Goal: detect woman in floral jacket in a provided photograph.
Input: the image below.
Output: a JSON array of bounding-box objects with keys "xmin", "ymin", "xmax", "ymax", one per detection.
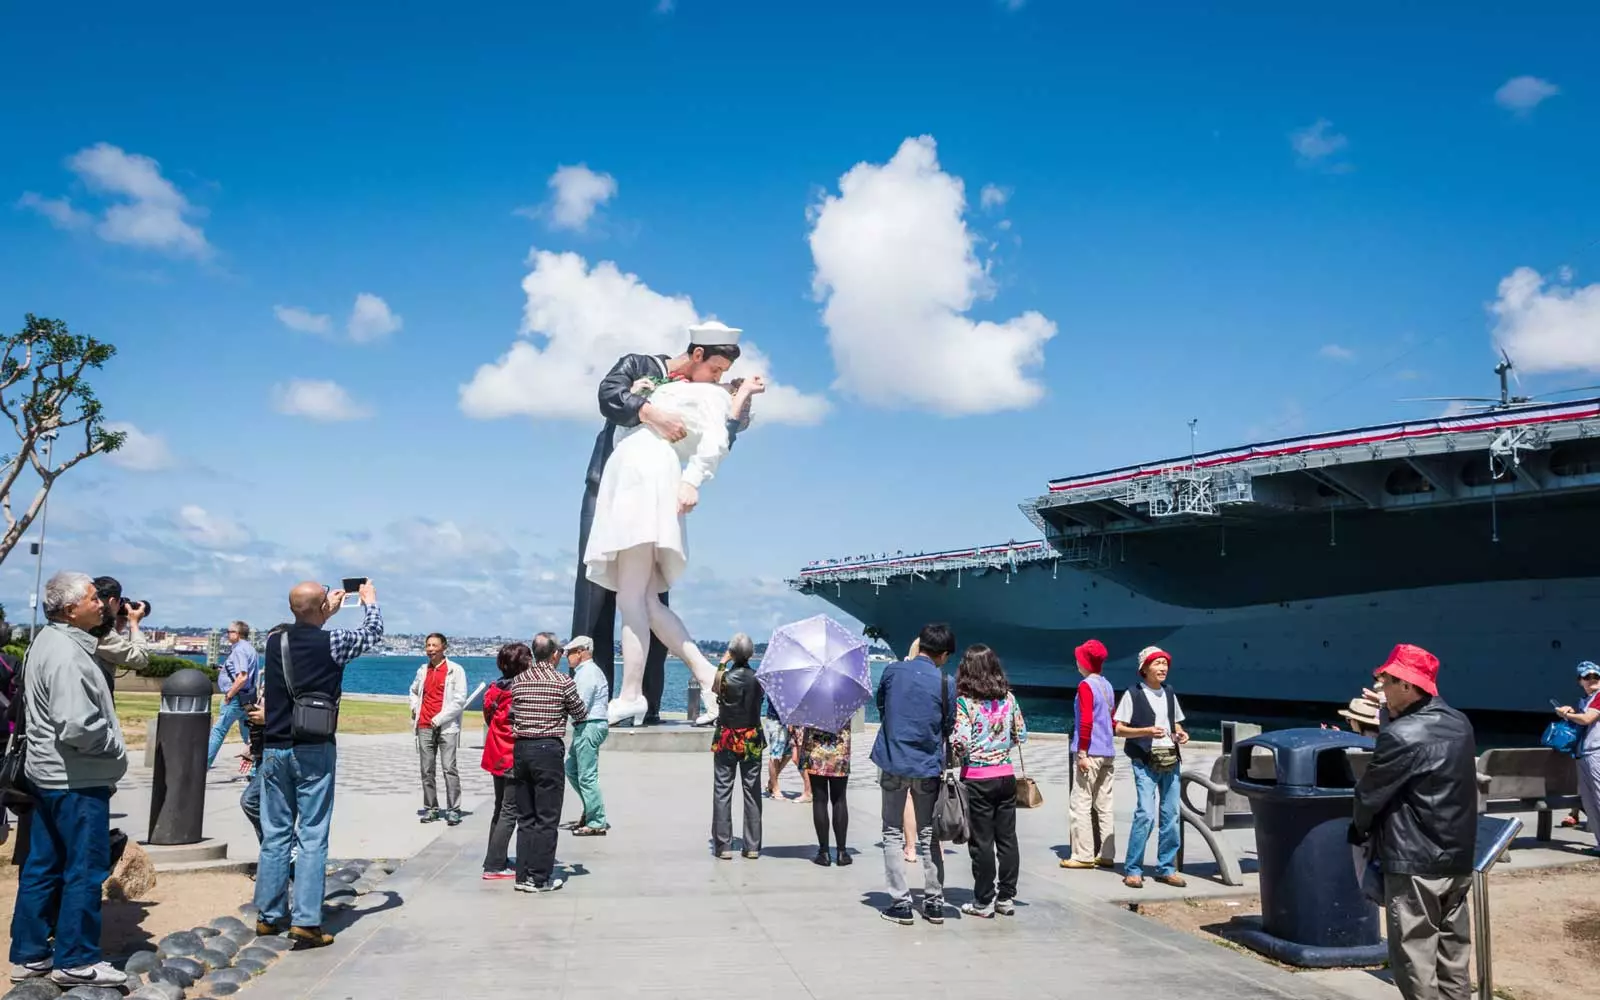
[{"xmin": 709, "ymin": 633, "xmax": 765, "ymax": 859}]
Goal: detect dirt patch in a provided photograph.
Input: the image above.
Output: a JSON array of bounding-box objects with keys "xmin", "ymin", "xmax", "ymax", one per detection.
[
  {"xmin": 1136, "ymin": 861, "xmax": 1600, "ymax": 1000},
  {"xmin": 0, "ymin": 861, "xmax": 254, "ymax": 959}
]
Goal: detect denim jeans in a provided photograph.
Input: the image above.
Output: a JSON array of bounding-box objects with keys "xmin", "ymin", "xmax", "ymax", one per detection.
[
  {"xmin": 879, "ymin": 773, "xmax": 943, "ymax": 907},
  {"xmin": 564, "ymin": 720, "xmax": 608, "ymax": 829},
  {"xmin": 8, "ymin": 786, "xmax": 113, "ymax": 969},
  {"xmin": 1124, "ymin": 758, "xmax": 1180, "ymax": 878},
  {"xmin": 208, "ymin": 699, "xmax": 251, "ymax": 768},
  {"xmin": 255, "ymin": 743, "xmax": 337, "ymax": 927}
]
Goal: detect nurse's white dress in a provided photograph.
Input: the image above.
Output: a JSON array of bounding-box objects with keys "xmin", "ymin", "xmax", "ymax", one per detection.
[{"xmin": 582, "ymin": 380, "xmax": 733, "ymax": 594}]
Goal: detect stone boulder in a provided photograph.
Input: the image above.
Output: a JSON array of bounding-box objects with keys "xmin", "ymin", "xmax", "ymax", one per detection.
[
  {"xmin": 2, "ymin": 980, "xmax": 63, "ymax": 1000},
  {"xmin": 103, "ymin": 840, "xmax": 156, "ymax": 901}
]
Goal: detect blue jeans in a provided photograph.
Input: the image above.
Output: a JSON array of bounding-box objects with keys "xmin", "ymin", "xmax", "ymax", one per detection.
[
  {"xmin": 254, "ymin": 743, "xmax": 336, "ymax": 927},
  {"xmin": 208, "ymin": 699, "xmax": 251, "ymax": 767},
  {"xmin": 1124, "ymin": 758, "xmax": 1180, "ymax": 878},
  {"xmin": 8, "ymin": 786, "xmax": 113, "ymax": 969}
]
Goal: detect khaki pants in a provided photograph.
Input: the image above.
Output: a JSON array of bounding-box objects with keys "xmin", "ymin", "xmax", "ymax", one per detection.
[
  {"xmin": 1069, "ymin": 755, "xmax": 1116, "ymax": 863},
  {"xmin": 1383, "ymin": 872, "xmax": 1473, "ymax": 1000}
]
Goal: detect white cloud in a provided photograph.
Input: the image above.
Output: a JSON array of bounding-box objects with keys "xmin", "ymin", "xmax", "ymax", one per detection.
[
  {"xmin": 1319, "ymin": 343, "xmax": 1356, "ymax": 362},
  {"xmin": 34, "ymin": 143, "xmax": 213, "ymax": 257},
  {"xmin": 1289, "ymin": 118, "xmax": 1350, "ymax": 168},
  {"xmin": 806, "ymin": 135, "xmax": 1056, "ymax": 415},
  {"xmin": 1489, "ymin": 266, "xmax": 1600, "ymax": 373},
  {"xmin": 16, "ymin": 192, "xmax": 92, "ymax": 230},
  {"xmin": 272, "ymin": 379, "xmax": 373, "ymax": 421},
  {"xmin": 459, "ymin": 249, "xmax": 828, "ymax": 426},
  {"xmin": 537, "ymin": 164, "xmax": 618, "ymax": 232},
  {"xmin": 347, "ymin": 293, "xmax": 402, "ymax": 342},
  {"xmin": 980, "ymin": 184, "xmax": 1010, "ymax": 211},
  {"xmin": 103, "ymin": 422, "xmax": 176, "ymax": 472},
  {"xmin": 176, "ymin": 504, "xmax": 250, "ymax": 549},
  {"xmin": 1494, "ymin": 76, "xmax": 1559, "ymax": 113},
  {"xmin": 273, "ymin": 305, "xmax": 333, "ymax": 335}
]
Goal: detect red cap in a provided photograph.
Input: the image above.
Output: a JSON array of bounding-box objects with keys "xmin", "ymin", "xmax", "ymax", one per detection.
[
  {"xmin": 1374, "ymin": 643, "xmax": 1439, "ymax": 697},
  {"xmin": 1075, "ymin": 639, "xmax": 1107, "ymax": 673}
]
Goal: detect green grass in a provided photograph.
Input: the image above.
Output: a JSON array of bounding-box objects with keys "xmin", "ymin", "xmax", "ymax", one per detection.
[{"xmin": 113, "ymin": 693, "xmax": 416, "ymax": 745}]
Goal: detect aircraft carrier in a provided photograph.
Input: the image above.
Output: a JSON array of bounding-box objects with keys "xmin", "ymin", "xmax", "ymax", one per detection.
[{"xmin": 792, "ymin": 379, "xmax": 1600, "ymax": 714}]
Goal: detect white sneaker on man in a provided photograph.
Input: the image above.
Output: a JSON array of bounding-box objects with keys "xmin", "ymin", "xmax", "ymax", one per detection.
[
  {"xmin": 50, "ymin": 963, "xmax": 128, "ymax": 987},
  {"xmin": 9, "ymin": 959, "xmax": 51, "ymax": 982}
]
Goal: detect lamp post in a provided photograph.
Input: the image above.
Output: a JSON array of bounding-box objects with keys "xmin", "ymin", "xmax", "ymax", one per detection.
[{"xmin": 28, "ymin": 429, "xmax": 58, "ymax": 639}]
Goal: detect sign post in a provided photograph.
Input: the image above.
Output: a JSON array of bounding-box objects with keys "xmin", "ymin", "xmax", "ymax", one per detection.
[{"xmin": 1471, "ymin": 815, "xmax": 1522, "ymax": 1000}]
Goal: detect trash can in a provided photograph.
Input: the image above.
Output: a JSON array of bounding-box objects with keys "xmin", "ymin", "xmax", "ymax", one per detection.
[
  {"xmin": 1227, "ymin": 727, "xmax": 1385, "ymax": 968},
  {"xmin": 148, "ymin": 668, "xmax": 213, "ymax": 846}
]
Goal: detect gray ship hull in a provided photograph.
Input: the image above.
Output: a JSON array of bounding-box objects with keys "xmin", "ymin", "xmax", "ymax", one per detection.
[{"xmin": 804, "ymin": 561, "xmax": 1599, "ymax": 713}]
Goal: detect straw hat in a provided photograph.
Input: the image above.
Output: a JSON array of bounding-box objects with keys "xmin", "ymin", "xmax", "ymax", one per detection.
[{"xmin": 1337, "ymin": 696, "xmax": 1381, "ymax": 729}]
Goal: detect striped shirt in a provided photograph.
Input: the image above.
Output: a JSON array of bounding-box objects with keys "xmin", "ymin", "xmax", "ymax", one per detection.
[{"xmin": 510, "ymin": 664, "xmax": 587, "ymax": 740}]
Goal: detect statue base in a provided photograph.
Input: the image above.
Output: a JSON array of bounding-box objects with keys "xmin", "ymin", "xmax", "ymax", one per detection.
[{"xmin": 602, "ymin": 719, "xmax": 711, "ymax": 753}]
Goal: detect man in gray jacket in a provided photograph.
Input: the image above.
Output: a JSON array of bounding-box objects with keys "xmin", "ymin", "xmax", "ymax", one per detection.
[{"xmin": 8, "ymin": 571, "xmax": 128, "ymax": 989}]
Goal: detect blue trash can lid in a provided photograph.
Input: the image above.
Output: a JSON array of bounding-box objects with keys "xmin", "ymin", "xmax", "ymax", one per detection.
[{"xmin": 1229, "ymin": 727, "xmax": 1375, "ymax": 795}]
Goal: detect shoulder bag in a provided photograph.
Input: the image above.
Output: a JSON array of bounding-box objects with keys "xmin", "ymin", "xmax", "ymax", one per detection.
[
  {"xmin": 0, "ymin": 645, "xmax": 32, "ymax": 804},
  {"xmin": 1541, "ymin": 718, "xmax": 1583, "ymax": 758},
  {"xmin": 932, "ymin": 673, "xmax": 971, "ymax": 844},
  {"xmin": 280, "ymin": 631, "xmax": 339, "ymax": 741},
  {"xmin": 1012, "ymin": 695, "xmax": 1044, "ymax": 808}
]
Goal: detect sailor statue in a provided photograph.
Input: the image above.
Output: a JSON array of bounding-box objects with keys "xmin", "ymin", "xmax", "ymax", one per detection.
[{"xmin": 572, "ymin": 321, "xmax": 763, "ymax": 726}]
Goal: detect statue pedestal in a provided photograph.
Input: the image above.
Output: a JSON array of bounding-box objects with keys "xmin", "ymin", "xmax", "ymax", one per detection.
[{"xmin": 602, "ymin": 720, "xmax": 709, "ymax": 753}]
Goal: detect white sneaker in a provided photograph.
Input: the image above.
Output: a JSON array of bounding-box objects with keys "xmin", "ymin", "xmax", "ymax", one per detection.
[
  {"xmin": 960, "ymin": 900, "xmax": 995, "ymax": 919},
  {"xmin": 51, "ymin": 963, "xmax": 127, "ymax": 987},
  {"xmin": 10, "ymin": 959, "xmax": 50, "ymax": 982},
  {"xmin": 536, "ymin": 878, "xmax": 565, "ymax": 893}
]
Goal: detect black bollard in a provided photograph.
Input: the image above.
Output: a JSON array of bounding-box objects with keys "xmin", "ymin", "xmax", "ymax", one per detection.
[{"xmin": 149, "ymin": 668, "xmax": 213, "ymax": 845}]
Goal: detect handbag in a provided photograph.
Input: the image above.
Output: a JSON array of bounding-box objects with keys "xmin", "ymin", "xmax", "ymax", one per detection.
[
  {"xmin": 280, "ymin": 631, "xmax": 339, "ymax": 741},
  {"xmin": 1011, "ymin": 694, "xmax": 1043, "ymax": 808},
  {"xmin": 931, "ymin": 672, "xmax": 970, "ymax": 844},
  {"xmin": 1541, "ymin": 719, "xmax": 1583, "ymax": 758},
  {"xmin": 0, "ymin": 646, "xmax": 32, "ymax": 804}
]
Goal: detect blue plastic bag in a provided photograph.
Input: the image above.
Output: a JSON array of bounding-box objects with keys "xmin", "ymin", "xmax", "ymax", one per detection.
[{"xmin": 1541, "ymin": 719, "xmax": 1583, "ymax": 757}]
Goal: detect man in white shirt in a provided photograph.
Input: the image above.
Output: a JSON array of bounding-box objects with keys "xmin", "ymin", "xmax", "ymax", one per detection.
[
  {"xmin": 1112, "ymin": 646, "xmax": 1189, "ymax": 889},
  {"xmin": 408, "ymin": 634, "xmax": 468, "ymax": 826},
  {"xmin": 563, "ymin": 636, "xmax": 610, "ymax": 834}
]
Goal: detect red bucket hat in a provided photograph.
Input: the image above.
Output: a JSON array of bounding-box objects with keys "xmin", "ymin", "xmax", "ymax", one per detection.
[
  {"xmin": 1074, "ymin": 639, "xmax": 1107, "ymax": 673},
  {"xmin": 1374, "ymin": 643, "xmax": 1439, "ymax": 697}
]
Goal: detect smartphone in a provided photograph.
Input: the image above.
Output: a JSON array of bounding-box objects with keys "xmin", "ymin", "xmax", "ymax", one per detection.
[
  {"xmin": 340, "ymin": 577, "xmax": 368, "ymax": 608},
  {"xmin": 1551, "ymin": 698, "xmax": 1563, "ymax": 710}
]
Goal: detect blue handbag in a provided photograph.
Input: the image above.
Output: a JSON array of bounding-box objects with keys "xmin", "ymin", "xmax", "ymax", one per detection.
[{"xmin": 1540, "ymin": 719, "xmax": 1583, "ymax": 757}]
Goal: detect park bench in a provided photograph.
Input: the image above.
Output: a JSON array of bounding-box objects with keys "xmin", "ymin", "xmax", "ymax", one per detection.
[
  {"xmin": 1474, "ymin": 747, "xmax": 1581, "ymax": 841},
  {"xmin": 1177, "ymin": 755, "xmax": 1251, "ymax": 886}
]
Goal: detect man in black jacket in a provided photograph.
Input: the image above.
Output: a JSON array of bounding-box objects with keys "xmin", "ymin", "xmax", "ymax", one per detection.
[
  {"xmin": 1351, "ymin": 643, "xmax": 1477, "ymax": 1000},
  {"xmin": 570, "ymin": 324, "xmax": 747, "ymax": 724}
]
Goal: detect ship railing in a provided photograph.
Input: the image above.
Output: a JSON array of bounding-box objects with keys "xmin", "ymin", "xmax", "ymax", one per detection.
[{"xmin": 790, "ymin": 541, "xmax": 1058, "ymax": 588}]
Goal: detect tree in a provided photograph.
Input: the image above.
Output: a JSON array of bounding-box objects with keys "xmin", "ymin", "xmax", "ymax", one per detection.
[{"xmin": 0, "ymin": 315, "xmax": 124, "ymax": 565}]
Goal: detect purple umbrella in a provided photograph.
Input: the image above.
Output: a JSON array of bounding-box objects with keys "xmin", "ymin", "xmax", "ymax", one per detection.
[{"xmin": 756, "ymin": 614, "xmax": 872, "ymax": 733}]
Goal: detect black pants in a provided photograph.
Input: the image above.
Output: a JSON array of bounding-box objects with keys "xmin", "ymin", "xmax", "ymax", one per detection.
[
  {"xmin": 512, "ymin": 739, "xmax": 565, "ymax": 885},
  {"xmin": 711, "ymin": 752, "xmax": 762, "ymax": 853},
  {"xmin": 572, "ymin": 482, "xmax": 669, "ymax": 720},
  {"xmin": 810, "ymin": 774, "xmax": 849, "ymax": 851},
  {"xmin": 483, "ymin": 775, "xmax": 519, "ymax": 873},
  {"xmin": 965, "ymin": 776, "xmax": 1019, "ymax": 906}
]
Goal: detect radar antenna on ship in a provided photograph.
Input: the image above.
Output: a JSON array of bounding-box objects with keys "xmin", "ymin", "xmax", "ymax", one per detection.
[{"xmin": 1398, "ymin": 350, "xmax": 1600, "ymax": 413}]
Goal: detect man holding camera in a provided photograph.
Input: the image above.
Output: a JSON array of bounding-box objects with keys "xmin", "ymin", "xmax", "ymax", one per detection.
[
  {"xmin": 208, "ymin": 621, "xmax": 258, "ymax": 769},
  {"xmin": 90, "ymin": 577, "xmax": 149, "ymax": 690},
  {"xmin": 253, "ymin": 579, "xmax": 384, "ymax": 950}
]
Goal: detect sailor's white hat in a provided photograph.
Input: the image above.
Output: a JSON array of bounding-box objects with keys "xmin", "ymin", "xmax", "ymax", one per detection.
[{"xmin": 687, "ymin": 320, "xmax": 741, "ymax": 346}]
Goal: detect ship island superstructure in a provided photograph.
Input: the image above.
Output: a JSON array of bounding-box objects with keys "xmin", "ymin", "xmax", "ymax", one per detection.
[{"xmin": 792, "ymin": 397, "xmax": 1600, "ymax": 714}]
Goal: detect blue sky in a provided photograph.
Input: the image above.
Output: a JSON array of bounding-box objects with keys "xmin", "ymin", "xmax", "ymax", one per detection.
[{"xmin": 1, "ymin": 1, "xmax": 1597, "ymax": 639}]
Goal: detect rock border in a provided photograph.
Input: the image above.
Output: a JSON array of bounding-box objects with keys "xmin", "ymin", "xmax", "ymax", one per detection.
[{"xmin": 1, "ymin": 858, "xmax": 400, "ymax": 1000}]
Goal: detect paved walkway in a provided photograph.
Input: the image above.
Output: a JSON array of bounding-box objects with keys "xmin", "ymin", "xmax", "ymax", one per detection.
[{"xmin": 249, "ymin": 745, "xmax": 1349, "ymax": 1000}]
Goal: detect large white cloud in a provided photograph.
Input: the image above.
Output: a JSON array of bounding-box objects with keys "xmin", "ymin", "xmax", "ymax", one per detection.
[
  {"xmin": 806, "ymin": 136, "xmax": 1056, "ymax": 414},
  {"xmin": 1490, "ymin": 266, "xmax": 1600, "ymax": 372},
  {"xmin": 19, "ymin": 143, "xmax": 211, "ymax": 257},
  {"xmin": 458, "ymin": 250, "xmax": 828, "ymax": 426}
]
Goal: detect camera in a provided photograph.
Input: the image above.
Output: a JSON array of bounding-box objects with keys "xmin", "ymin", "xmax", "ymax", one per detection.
[{"xmin": 116, "ymin": 599, "xmax": 152, "ymax": 620}]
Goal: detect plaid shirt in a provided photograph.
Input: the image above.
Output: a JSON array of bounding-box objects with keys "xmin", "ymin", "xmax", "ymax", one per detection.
[
  {"xmin": 329, "ymin": 603, "xmax": 385, "ymax": 665},
  {"xmin": 510, "ymin": 663, "xmax": 587, "ymax": 740}
]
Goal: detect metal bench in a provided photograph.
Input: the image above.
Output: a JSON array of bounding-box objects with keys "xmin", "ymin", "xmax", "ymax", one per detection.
[
  {"xmin": 1475, "ymin": 747, "xmax": 1582, "ymax": 840},
  {"xmin": 1177, "ymin": 755, "xmax": 1249, "ymax": 886}
]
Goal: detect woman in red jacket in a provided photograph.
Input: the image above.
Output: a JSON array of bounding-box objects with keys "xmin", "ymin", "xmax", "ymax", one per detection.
[{"xmin": 481, "ymin": 643, "xmax": 529, "ymax": 879}]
